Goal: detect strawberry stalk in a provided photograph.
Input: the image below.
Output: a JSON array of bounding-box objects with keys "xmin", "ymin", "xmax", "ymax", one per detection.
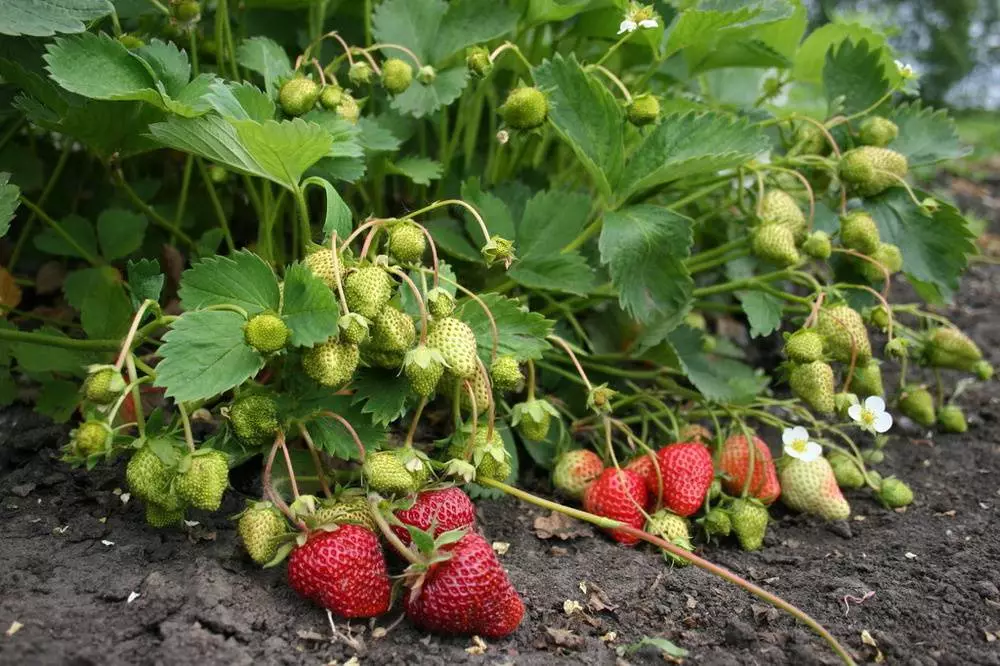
[
  {"xmin": 328, "ymin": 232, "xmax": 351, "ymax": 313},
  {"xmin": 481, "ymin": 478, "xmax": 856, "ymax": 666},
  {"xmin": 366, "ymin": 494, "xmax": 422, "ymax": 566},
  {"xmin": 390, "ymin": 267, "xmax": 429, "ymax": 345},
  {"xmin": 263, "ymin": 432, "xmax": 306, "ymax": 530}
]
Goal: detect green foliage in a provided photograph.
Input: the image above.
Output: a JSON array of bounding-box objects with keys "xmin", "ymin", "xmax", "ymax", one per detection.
[
  {"xmin": 0, "ymin": 0, "xmax": 113, "ymax": 37},
  {"xmin": 179, "ymin": 250, "xmax": 281, "ymax": 314}
]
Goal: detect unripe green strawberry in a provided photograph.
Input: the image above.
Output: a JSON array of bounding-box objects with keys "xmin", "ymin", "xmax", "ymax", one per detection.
[
  {"xmin": 83, "ymin": 365, "xmax": 125, "ymax": 405},
  {"xmin": 229, "ymin": 394, "xmax": 279, "ymax": 444},
  {"xmin": 795, "ymin": 123, "xmax": 827, "ymax": 155},
  {"xmin": 336, "ymin": 94, "xmax": 360, "ymax": 123},
  {"xmin": 244, "ymin": 312, "xmax": 289, "ymax": 353},
  {"xmin": 975, "ymin": 360, "xmax": 994, "ymax": 381},
  {"xmin": 364, "ymin": 450, "xmax": 417, "ymax": 495},
  {"xmin": 338, "ymin": 312, "xmax": 370, "ymax": 346},
  {"xmin": 388, "ymin": 223, "xmax": 426, "ymax": 264},
  {"xmin": 208, "ymin": 164, "xmax": 228, "ymax": 184},
  {"xmin": 839, "ymin": 211, "xmax": 880, "ymax": 255},
  {"xmin": 937, "ymin": 405, "xmax": 967, "ymax": 433},
  {"xmin": 416, "ymin": 65, "xmax": 436, "ymax": 84},
  {"xmin": 760, "ymin": 190, "xmax": 806, "ymax": 242},
  {"xmin": 319, "ymin": 85, "xmax": 343, "ymax": 110},
  {"xmin": 117, "ymin": 33, "xmax": 145, "ymax": 49},
  {"xmin": 176, "ymin": 450, "xmax": 229, "ymax": 511},
  {"xmin": 784, "ymin": 329, "xmax": 825, "ymax": 363},
  {"xmin": 885, "ymin": 337, "xmax": 909, "ymax": 360},
  {"xmin": 861, "ymin": 243, "xmax": 903, "ymax": 282},
  {"xmin": 728, "ymin": 498, "xmax": 769, "ymax": 551},
  {"xmin": 864, "ymin": 450, "xmax": 885, "ymax": 465},
  {"xmin": 802, "ymin": 230, "xmax": 832, "ymax": 259},
  {"xmin": 817, "ymin": 305, "xmax": 872, "ymax": 364},
  {"xmin": 279, "ymin": 77, "xmax": 321, "ymax": 116},
  {"xmin": 310, "ymin": 495, "xmax": 377, "ymax": 532},
  {"xmin": 371, "ymin": 306, "xmax": 416, "ymax": 353},
  {"xmin": 447, "ymin": 365, "xmax": 491, "ymax": 413},
  {"xmin": 899, "ymin": 385, "xmax": 935, "ymax": 427},
  {"xmin": 172, "ymin": 0, "xmax": 201, "ymax": 22},
  {"xmin": 348, "ymin": 61, "xmax": 374, "ymax": 86},
  {"xmin": 472, "ymin": 429, "xmax": 511, "ymax": 482},
  {"xmin": 858, "ymin": 116, "xmax": 899, "ymax": 147},
  {"xmin": 238, "ymin": 502, "xmax": 288, "ymax": 564},
  {"xmin": 303, "ymin": 340, "xmax": 360, "ymax": 387},
  {"xmin": 426, "ymin": 288, "xmax": 455, "ymax": 318},
  {"xmin": 827, "ymin": 451, "xmax": 865, "ymax": 490},
  {"xmin": 512, "ymin": 398, "xmax": 558, "ymax": 442},
  {"xmin": 925, "ymin": 327, "xmax": 983, "ymax": 371},
  {"xmin": 304, "ymin": 248, "xmax": 342, "ymax": 290},
  {"xmin": 789, "ymin": 361, "xmax": 835, "ymax": 414},
  {"xmin": 834, "ymin": 391, "xmax": 859, "ymax": 417},
  {"xmin": 364, "ymin": 347, "xmax": 406, "ymax": 370},
  {"xmin": 703, "ymin": 507, "xmax": 731, "ymax": 537},
  {"xmin": 851, "ymin": 360, "xmax": 884, "ymax": 397},
  {"xmin": 626, "ymin": 94, "xmax": 660, "ymax": 126},
  {"xmin": 490, "ymin": 356, "xmax": 523, "ymax": 392},
  {"xmin": 404, "ymin": 345, "xmax": 447, "ymax": 397},
  {"xmin": 146, "ymin": 502, "xmax": 185, "ymax": 528},
  {"xmin": 780, "ymin": 457, "xmax": 851, "ymax": 521},
  {"xmin": 646, "ymin": 510, "xmax": 692, "ymax": 566},
  {"xmin": 877, "ymin": 477, "xmax": 913, "ymax": 508},
  {"xmin": 839, "ymin": 146, "xmax": 909, "ymax": 198},
  {"xmin": 868, "ymin": 306, "xmax": 891, "ymax": 331},
  {"xmin": 466, "ymin": 46, "xmax": 492, "ymax": 77},
  {"xmin": 344, "ymin": 266, "xmax": 394, "ymax": 318},
  {"xmin": 426, "ymin": 317, "xmax": 478, "ymax": 380},
  {"xmin": 381, "ymin": 58, "xmax": 413, "ymax": 94},
  {"xmin": 684, "ymin": 311, "xmax": 707, "ymax": 330},
  {"xmin": 72, "ymin": 420, "xmax": 111, "ymax": 457},
  {"xmin": 499, "ymin": 87, "xmax": 548, "ymax": 130},
  {"xmin": 127, "ymin": 446, "xmax": 182, "ymax": 509},
  {"xmin": 552, "ymin": 449, "xmax": 603, "ymax": 499},
  {"xmin": 752, "ymin": 224, "xmax": 800, "ymax": 267}
]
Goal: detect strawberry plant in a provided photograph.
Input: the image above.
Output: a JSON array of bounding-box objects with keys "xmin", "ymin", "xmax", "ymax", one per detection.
[{"xmin": 0, "ymin": 1, "xmax": 990, "ymax": 662}]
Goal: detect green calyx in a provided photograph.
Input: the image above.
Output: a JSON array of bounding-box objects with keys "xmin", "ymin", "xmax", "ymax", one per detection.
[
  {"xmin": 348, "ymin": 62, "xmax": 374, "ymax": 85},
  {"xmin": 466, "ymin": 46, "xmax": 492, "ymax": 77},
  {"xmin": 511, "ymin": 398, "xmax": 558, "ymax": 442}
]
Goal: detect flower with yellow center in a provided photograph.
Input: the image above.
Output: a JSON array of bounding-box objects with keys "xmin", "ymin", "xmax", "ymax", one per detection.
[
  {"xmin": 618, "ymin": 3, "xmax": 658, "ymax": 34},
  {"xmin": 782, "ymin": 426, "xmax": 822, "ymax": 462},
  {"xmin": 848, "ymin": 396, "xmax": 893, "ymax": 434}
]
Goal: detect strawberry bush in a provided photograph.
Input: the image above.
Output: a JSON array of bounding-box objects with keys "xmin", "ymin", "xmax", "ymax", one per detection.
[{"xmin": 0, "ymin": 1, "xmax": 989, "ymax": 662}]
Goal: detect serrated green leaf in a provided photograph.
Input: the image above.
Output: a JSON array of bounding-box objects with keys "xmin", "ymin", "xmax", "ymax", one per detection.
[
  {"xmin": 793, "ymin": 22, "xmax": 899, "ymax": 87},
  {"xmin": 358, "ymin": 117, "xmax": 402, "ymax": 153},
  {"xmin": 351, "ymin": 371, "xmax": 411, "ymax": 426},
  {"xmin": 455, "ymin": 293, "xmax": 554, "ymax": 362},
  {"xmin": 179, "ymin": 250, "xmax": 280, "ymax": 314},
  {"xmin": 533, "ymin": 54, "xmax": 623, "ymax": 199},
  {"xmin": 690, "ymin": 39, "xmax": 790, "ymax": 73},
  {"xmin": 867, "ymin": 189, "xmax": 975, "ymax": 303},
  {"xmin": 736, "ymin": 290, "xmax": 782, "ymax": 338},
  {"xmin": 391, "ymin": 156, "xmax": 443, "ymax": 185},
  {"xmin": 196, "ymin": 228, "xmax": 225, "ymax": 257},
  {"xmin": 301, "ymin": 110, "xmax": 364, "ymax": 159},
  {"xmin": 525, "ymin": 0, "xmax": 590, "ymax": 24},
  {"xmin": 303, "ymin": 395, "xmax": 387, "ymax": 461},
  {"xmin": 390, "ymin": 68, "xmax": 468, "ymax": 118},
  {"xmin": 0, "ymin": 172, "xmax": 19, "ymax": 237},
  {"xmin": 667, "ymin": 326, "xmax": 767, "ymax": 403},
  {"xmin": 279, "ymin": 262, "xmax": 339, "ymax": 347},
  {"xmin": 35, "ymin": 378, "xmax": 78, "ymax": 423},
  {"xmin": 823, "ymin": 39, "xmax": 887, "ymax": 116},
  {"xmin": 302, "ymin": 176, "xmax": 352, "ymax": 240},
  {"xmin": 205, "ymin": 80, "xmax": 275, "ymax": 122},
  {"xmin": 45, "ymin": 32, "xmax": 157, "ymax": 101},
  {"xmin": 618, "ymin": 112, "xmax": 767, "ymax": 202},
  {"xmin": 0, "ymin": 0, "xmax": 113, "ymax": 37},
  {"xmin": 155, "ymin": 310, "xmax": 265, "ymax": 402},
  {"xmin": 886, "ymin": 102, "xmax": 969, "ymax": 167},
  {"xmin": 64, "ymin": 267, "xmax": 132, "ymax": 339},
  {"xmin": 372, "ymin": 0, "xmax": 447, "ymax": 65},
  {"xmin": 34, "ymin": 214, "xmax": 98, "ymax": 259},
  {"xmin": 236, "ymin": 36, "xmax": 292, "ymax": 96},
  {"xmin": 461, "ymin": 178, "xmax": 515, "ymax": 247},
  {"xmin": 509, "ymin": 254, "xmax": 597, "ymax": 296},
  {"xmin": 97, "ymin": 208, "xmax": 147, "ymax": 261},
  {"xmin": 232, "ymin": 118, "xmax": 334, "ymax": 189},
  {"xmin": 431, "ymin": 0, "xmax": 519, "ymax": 63},
  {"xmin": 426, "ymin": 218, "xmax": 480, "ymax": 263},
  {"xmin": 135, "ymin": 39, "xmax": 190, "ymax": 97},
  {"xmin": 599, "ymin": 205, "xmax": 693, "ymax": 328},
  {"xmin": 127, "ymin": 258, "xmax": 164, "ymax": 307}
]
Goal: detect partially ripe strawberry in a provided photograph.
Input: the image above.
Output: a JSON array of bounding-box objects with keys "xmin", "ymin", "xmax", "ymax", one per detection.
[
  {"xmin": 839, "ymin": 146, "xmax": 909, "ymax": 197},
  {"xmin": 426, "ymin": 317, "xmax": 478, "ymax": 379},
  {"xmin": 392, "ymin": 487, "xmax": 476, "ymax": 545},
  {"xmin": 344, "ymin": 266, "xmax": 394, "ymax": 319},
  {"xmin": 303, "ymin": 340, "xmax": 360, "ymax": 387},
  {"xmin": 499, "ymin": 87, "xmax": 548, "ymax": 130},
  {"xmin": 779, "ymin": 457, "xmax": 851, "ymax": 521},
  {"xmin": 719, "ymin": 435, "xmax": 780, "ymax": 504},
  {"xmin": 641, "ymin": 442, "xmax": 714, "ymax": 517},
  {"xmin": 405, "ymin": 532, "xmax": 524, "ymax": 637},
  {"xmin": 552, "ymin": 449, "xmax": 603, "ymax": 500},
  {"xmin": 938, "ymin": 405, "xmax": 967, "ymax": 433},
  {"xmin": 175, "ymin": 450, "xmax": 229, "ymax": 511},
  {"xmin": 752, "ymin": 224, "xmax": 800, "ymax": 267},
  {"xmin": 839, "ymin": 211, "xmax": 880, "ymax": 255},
  {"xmin": 244, "ymin": 312, "xmax": 289, "ymax": 353},
  {"xmin": 645, "ymin": 510, "xmax": 692, "ymax": 566},
  {"xmin": 288, "ymin": 525, "xmax": 391, "ymax": 618},
  {"xmin": 237, "ymin": 501, "xmax": 288, "ymax": 564},
  {"xmin": 388, "ymin": 222, "xmax": 426, "ymax": 264},
  {"xmin": 728, "ymin": 498, "xmax": 769, "ymax": 551},
  {"xmin": 626, "ymin": 94, "xmax": 660, "ymax": 126},
  {"xmin": 784, "ymin": 329, "xmax": 825, "ymax": 363},
  {"xmin": 279, "ymin": 76, "xmax": 321, "ymax": 116},
  {"xmin": 381, "ymin": 58, "xmax": 413, "ymax": 95},
  {"xmin": 858, "ymin": 116, "xmax": 899, "ymax": 147},
  {"xmin": 789, "ymin": 360, "xmax": 836, "ymax": 414},
  {"xmin": 760, "ymin": 190, "xmax": 806, "ymax": 242},
  {"xmin": 817, "ymin": 304, "xmax": 872, "ymax": 364},
  {"xmin": 582, "ymin": 468, "xmax": 649, "ymax": 545}
]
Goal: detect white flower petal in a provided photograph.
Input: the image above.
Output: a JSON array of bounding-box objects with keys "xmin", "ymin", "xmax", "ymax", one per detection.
[
  {"xmin": 801, "ymin": 441, "xmax": 823, "ymax": 462},
  {"xmin": 782, "ymin": 426, "xmax": 808, "ymax": 446},
  {"xmin": 873, "ymin": 411, "xmax": 893, "ymax": 433},
  {"xmin": 784, "ymin": 443, "xmax": 803, "ymax": 459},
  {"xmin": 618, "ymin": 19, "xmax": 637, "ymax": 34},
  {"xmin": 638, "ymin": 18, "xmax": 658, "ymax": 28},
  {"xmin": 847, "ymin": 404, "xmax": 864, "ymax": 422},
  {"xmin": 864, "ymin": 396, "xmax": 886, "ymax": 414}
]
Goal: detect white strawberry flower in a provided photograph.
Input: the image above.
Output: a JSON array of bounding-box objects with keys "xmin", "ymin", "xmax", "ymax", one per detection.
[
  {"xmin": 849, "ymin": 396, "xmax": 893, "ymax": 433},
  {"xmin": 618, "ymin": 4, "xmax": 658, "ymax": 34},
  {"xmin": 894, "ymin": 60, "xmax": 916, "ymax": 80},
  {"xmin": 618, "ymin": 19, "xmax": 638, "ymax": 34},
  {"xmin": 782, "ymin": 426, "xmax": 822, "ymax": 462}
]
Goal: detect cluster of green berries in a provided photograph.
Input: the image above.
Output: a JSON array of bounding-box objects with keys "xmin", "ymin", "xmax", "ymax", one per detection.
[{"xmin": 126, "ymin": 444, "xmax": 230, "ymax": 528}]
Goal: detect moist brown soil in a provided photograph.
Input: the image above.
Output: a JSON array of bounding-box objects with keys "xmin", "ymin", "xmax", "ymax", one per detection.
[{"xmin": 3, "ymin": 186, "xmax": 1000, "ymax": 666}]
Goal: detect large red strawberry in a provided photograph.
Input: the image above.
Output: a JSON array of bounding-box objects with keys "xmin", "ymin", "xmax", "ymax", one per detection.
[
  {"xmin": 392, "ymin": 487, "xmax": 476, "ymax": 545},
  {"xmin": 651, "ymin": 442, "xmax": 715, "ymax": 517},
  {"xmin": 287, "ymin": 525, "xmax": 391, "ymax": 618},
  {"xmin": 582, "ymin": 468, "xmax": 649, "ymax": 545},
  {"xmin": 405, "ymin": 532, "xmax": 524, "ymax": 638},
  {"xmin": 719, "ymin": 435, "xmax": 781, "ymax": 504}
]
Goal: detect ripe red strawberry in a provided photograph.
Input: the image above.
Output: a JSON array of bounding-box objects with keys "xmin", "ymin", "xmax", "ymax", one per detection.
[
  {"xmin": 648, "ymin": 442, "xmax": 715, "ymax": 517},
  {"xmin": 392, "ymin": 487, "xmax": 476, "ymax": 546},
  {"xmin": 405, "ymin": 532, "xmax": 524, "ymax": 638},
  {"xmin": 287, "ymin": 525, "xmax": 391, "ymax": 618},
  {"xmin": 719, "ymin": 435, "xmax": 781, "ymax": 504},
  {"xmin": 582, "ymin": 468, "xmax": 649, "ymax": 545}
]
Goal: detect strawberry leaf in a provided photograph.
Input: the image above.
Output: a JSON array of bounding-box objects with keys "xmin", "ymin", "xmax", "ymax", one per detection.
[
  {"xmin": 390, "ymin": 156, "xmax": 443, "ymax": 185},
  {"xmin": 666, "ymin": 326, "xmax": 768, "ymax": 403},
  {"xmin": 155, "ymin": 310, "xmax": 265, "ymax": 403},
  {"xmin": 126, "ymin": 259, "xmax": 164, "ymax": 309},
  {"xmin": 0, "ymin": 172, "xmax": 20, "ymax": 237},
  {"xmin": 35, "ymin": 377, "xmax": 78, "ymax": 423},
  {"xmin": 279, "ymin": 262, "xmax": 339, "ymax": 348},
  {"xmin": 1, "ymin": 323, "xmax": 103, "ymax": 375},
  {"xmin": 455, "ymin": 293, "xmax": 554, "ymax": 362},
  {"xmin": 822, "ymin": 38, "xmax": 888, "ymax": 116},
  {"xmin": 0, "ymin": 0, "xmax": 113, "ymax": 37},
  {"xmin": 236, "ymin": 36, "xmax": 292, "ymax": 97},
  {"xmin": 431, "ymin": 0, "xmax": 519, "ymax": 63},
  {"xmin": 389, "ymin": 68, "xmax": 468, "ymax": 119},
  {"xmin": 97, "ymin": 208, "xmax": 147, "ymax": 261},
  {"xmin": 33, "ymin": 214, "xmax": 97, "ymax": 259},
  {"xmin": 351, "ymin": 371, "xmax": 411, "ymax": 426},
  {"xmin": 63, "ymin": 267, "xmax": 132, "ymax": 339},
  {"xmin": 179, "ymin": 250, "xmax": 281, "ymax": 315},
  {"xmin": 736, "ymin": 291, "xmax": 783, "ymax": 339},
  {"xmin": 303, "ymin": 398, "xmax": 388, "ymax": 460},
  {"xmin": 885, "ymin": 102, "xmax": 969, "ymax": 167},
  {"xmin": 301, "ymin": 176, "xmax": 352, "ymax": 241}
]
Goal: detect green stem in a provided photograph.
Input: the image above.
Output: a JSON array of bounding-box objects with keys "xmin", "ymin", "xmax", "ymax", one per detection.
[
  {"xmin": 562, "ymin": 218, "xmax": 602, "ymax": 253},
  {"xmin": 692, "ymin": 270, "xmax": 793, "ymax": 299},
  {"xmin": 685, "ymin": 237, "xmax": 749, "ymax": 268},
  {"xmin": 173, "ymin": 155, "xmax": 195, "ymax": 241},
  {"xmin": 125, "ymin": 355, "xmax": 146, "ymax": 436},
  {"xmin": 0, "ymin": 328, "xmax": 121, "ymax": 351},
  {"xmin": 594, "ymin": 33, "xmax": 632, "ymax": 68},
  {"xmin": 10, "ymin": 142, "xmax": 73, "ymax": 271},
  {"xmin": 17, "ymin": 197, "xmax": 101, "ymax": 266},
  {"xmin": 666, "ymin": 178, "xmax": 733, "ymax": 212},
  {"xmin": 196, "ymin": 158, "xmax": 235, "ymax": 252},
  {"xmin": 115, "ymin": 172, "xmax": 197, "ymax": 250}
]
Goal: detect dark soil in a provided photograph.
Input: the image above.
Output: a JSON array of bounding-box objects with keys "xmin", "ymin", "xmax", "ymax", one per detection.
[{"xmin": 3, "ymin": 190, "xmax": 1000, "ymax": 666}]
